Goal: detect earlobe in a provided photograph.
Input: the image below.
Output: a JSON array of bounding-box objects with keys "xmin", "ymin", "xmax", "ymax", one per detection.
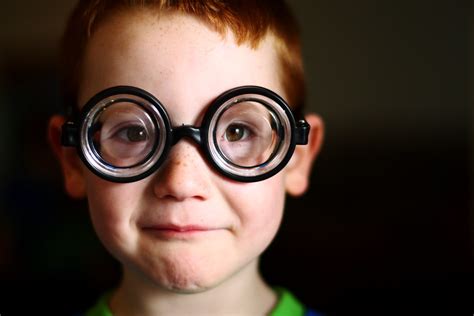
[
  {"xmin": 48, "ymin": 115, "xmax": 87, "ymax": 199},
  {"xmin": 285, "ymin": 113, "xmax": 324, "ymax": 196}
]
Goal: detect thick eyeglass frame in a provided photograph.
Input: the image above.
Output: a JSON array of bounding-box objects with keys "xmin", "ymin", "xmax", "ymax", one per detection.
[{"xmin": 61, "ymin": 85, "xmax": 310, "ymax": 183}]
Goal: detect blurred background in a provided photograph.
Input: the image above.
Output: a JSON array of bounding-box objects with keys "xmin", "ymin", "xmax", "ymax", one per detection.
[{"xmin": 0, "ymin": 0, "xmax": 472, "ymax": 314}]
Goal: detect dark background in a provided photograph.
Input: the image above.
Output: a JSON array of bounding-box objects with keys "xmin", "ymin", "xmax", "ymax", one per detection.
[{"xmin": 0, "ymin": 0, "xmax": 472, "ymax": 314}]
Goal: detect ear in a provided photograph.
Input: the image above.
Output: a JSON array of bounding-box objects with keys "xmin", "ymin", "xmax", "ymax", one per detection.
[
  {"xmin": 48, "ymin": 115, "xmax": 87, "ymax": 199},
  {"xmin": 285, "ymin": 113, "xmax": 324, "ymax": 196}
]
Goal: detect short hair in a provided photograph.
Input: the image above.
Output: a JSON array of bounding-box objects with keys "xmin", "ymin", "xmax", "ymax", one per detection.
[{"xmin": 60, "ymin": 0, "xmax": 306, "ymax": 115}]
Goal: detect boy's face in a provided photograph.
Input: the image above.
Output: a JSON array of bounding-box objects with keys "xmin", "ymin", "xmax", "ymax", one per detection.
[{"xmin": 56, "ymin": 10, "xmax": 319, "ymax": 293}]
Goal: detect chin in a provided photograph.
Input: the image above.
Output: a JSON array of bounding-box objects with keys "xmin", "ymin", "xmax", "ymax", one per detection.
[
  {"xmin": 151, "ymin": 268, "xmax": 221, "ymax": 294},
  {"xmin": 142, "ymin": 253, "xmax": 227, "ymax": 294}
]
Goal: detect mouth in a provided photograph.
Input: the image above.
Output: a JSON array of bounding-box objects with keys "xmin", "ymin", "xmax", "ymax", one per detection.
[{"xmin": 142, "ymin": 224, "xmax": 222, "ymax": 240}]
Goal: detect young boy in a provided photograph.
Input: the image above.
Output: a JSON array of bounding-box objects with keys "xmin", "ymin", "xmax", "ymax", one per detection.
[{"xmin": 48, "ymin": 0, "xmax": 324, "ymax": 315}]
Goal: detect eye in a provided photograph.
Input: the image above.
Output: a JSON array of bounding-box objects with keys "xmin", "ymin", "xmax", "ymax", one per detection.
[
  {"xmin": 225, "ymin": 123, "xmax": 250, "ymax": 142},
  {"xmin": 115, "ymin": 124, "xmax": 148, "ymax": 142}
]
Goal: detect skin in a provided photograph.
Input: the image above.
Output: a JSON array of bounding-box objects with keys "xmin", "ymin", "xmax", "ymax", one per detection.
[{"xmin": 49, "ymin": 9, "xmax": 323, "ymax": 316}]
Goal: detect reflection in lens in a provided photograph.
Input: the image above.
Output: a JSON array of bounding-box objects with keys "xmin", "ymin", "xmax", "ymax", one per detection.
[
  {"xmin": 90, "ymin": 102, "xmax": 157, "ymax": 167},
  {"xmin": 216, "ymin": 101, "xmax": 280, "ymax": 167}
]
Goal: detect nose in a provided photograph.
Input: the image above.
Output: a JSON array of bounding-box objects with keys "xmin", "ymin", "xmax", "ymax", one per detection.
[{"xmin": 152, "ymin": 140, "xmax": 211, "ymax": 201}]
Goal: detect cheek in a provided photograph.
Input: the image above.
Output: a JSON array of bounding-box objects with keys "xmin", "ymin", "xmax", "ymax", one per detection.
[
  {"xmin": 227, "ymin": 175, "xmax": 286, "ymax": 253},
  {"xmin": 85, "ymin": 175, "xmax": 142, "ymax": 254}
]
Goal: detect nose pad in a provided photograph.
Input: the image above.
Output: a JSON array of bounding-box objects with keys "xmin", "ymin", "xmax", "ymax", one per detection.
[
  {"xmin": 152, "ymin": 138, "xmax": 211, "ymax": 201},
  {"xmin": 171, "ymin": 125, "xmax": 202, "ymax": 146}
]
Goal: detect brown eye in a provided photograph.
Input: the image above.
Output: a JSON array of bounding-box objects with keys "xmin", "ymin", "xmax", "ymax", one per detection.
[
  {"xmin": 125, "ymin": 125, "xmax": 147, "ymax": 142},
  {"xmin": 225, "ymin": 124, "xmax": 247, "ymax": 142}
]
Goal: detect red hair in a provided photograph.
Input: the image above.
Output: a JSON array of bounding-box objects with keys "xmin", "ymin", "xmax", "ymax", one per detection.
[{"xmin": 60, "ymin": 0, "xmax": 305, "ymax": 114}]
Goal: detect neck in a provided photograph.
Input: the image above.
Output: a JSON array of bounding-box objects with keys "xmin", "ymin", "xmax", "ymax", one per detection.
[{"xmin": 109, "ymin": 259, "xmax": 277, "ymax": 316}]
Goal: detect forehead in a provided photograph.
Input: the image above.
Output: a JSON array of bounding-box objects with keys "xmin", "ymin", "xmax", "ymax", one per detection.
[{"xmin": 79, "ymin": 10, "xmax": 283, "ymax": 117}]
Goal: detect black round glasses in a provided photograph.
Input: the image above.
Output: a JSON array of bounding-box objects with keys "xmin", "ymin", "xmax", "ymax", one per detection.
[{"xmin": 61, "ymin": 85, "xmax": 310, "ymax": 183}]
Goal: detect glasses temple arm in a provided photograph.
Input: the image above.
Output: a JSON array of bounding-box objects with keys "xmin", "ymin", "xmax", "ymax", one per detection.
[
  {"xmin": 61, "ymin": 122, "xmax": 79, "ymax": 147},
  {"xmin": 295, "ymin": 119, "xmax": 310, "ymax": 145}
]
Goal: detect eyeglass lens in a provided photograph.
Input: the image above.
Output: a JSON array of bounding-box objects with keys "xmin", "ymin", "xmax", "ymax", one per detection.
[
  {"xmin": 90, "ymin": 101, "xmax": 158, "ymax": 168},
  {"xmin": 213, "ymin": 100, "xmax": 281, "ymax": 168}
]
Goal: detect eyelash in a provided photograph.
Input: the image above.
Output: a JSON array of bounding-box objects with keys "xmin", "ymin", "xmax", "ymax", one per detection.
[
  {"xmin": 107, "ymin": 122, "xmax": 148, "ymax": 143},
  {"xmin": 223, "ymin": 122, "xmax": 257, "ymax": 143}
]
